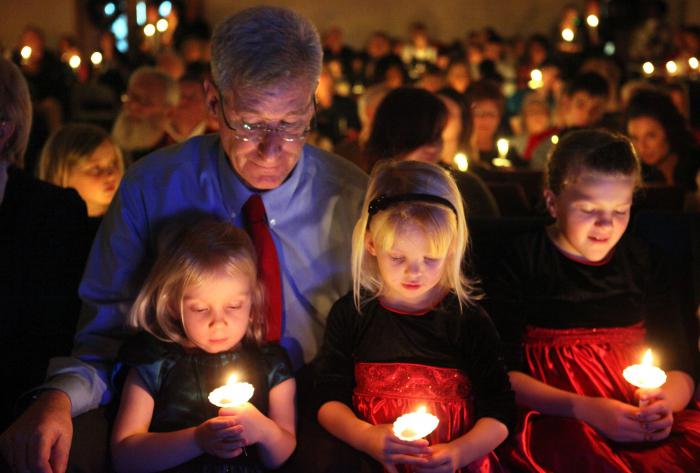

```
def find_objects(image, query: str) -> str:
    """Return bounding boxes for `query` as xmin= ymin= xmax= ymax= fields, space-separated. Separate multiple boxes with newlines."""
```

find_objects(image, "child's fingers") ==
xmin=208 ymin=416 xmax=240 ymax=430
xmin=385 ymin=453 xmax=430 ymax=466
xmin=641 ymin=413 xmax=673 ymax=432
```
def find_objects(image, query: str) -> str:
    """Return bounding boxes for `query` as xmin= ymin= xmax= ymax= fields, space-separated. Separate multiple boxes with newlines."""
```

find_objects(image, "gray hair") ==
xmin=128 ymin=66 xmax=180 ymax=106
xmin=211 ymin=6 xmax=322 ymax=93
xmin=0 ymin=57 xmax=32 ymax=166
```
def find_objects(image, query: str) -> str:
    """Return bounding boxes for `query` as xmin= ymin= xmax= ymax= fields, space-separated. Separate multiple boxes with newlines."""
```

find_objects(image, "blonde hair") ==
xmin=351 ymin=159 xmax=478 ymax=311
xmin=37 ymin=123 xmax=124 ymax=186
xmin=0 ymin=57 xmax=32 ymax=166
xmin=128 ymin=220 xmax=267 ymax=347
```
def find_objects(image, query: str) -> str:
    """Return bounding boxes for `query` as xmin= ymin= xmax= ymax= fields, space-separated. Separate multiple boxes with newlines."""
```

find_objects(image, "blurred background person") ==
xmin=466 ymin=79 xmax=523 ymax=169
xmin=626 ymin=89 xmax=700 ymax=210
xmin=365 ymin=86 xmax=499 ymax=217
xmin=111 ymin=66 xmax=178 ymax=161
xmin=165 ymin=62 xmax=215 ymax=143
xmin=37 ymin=123 xmax=124 ymax=233
xmin=315 ymin=64 xmax=361 ymax=149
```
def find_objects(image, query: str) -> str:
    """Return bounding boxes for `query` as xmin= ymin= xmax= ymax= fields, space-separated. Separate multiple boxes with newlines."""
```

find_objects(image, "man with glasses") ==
xmin=1 ymin=6 xmax=367 ymax=472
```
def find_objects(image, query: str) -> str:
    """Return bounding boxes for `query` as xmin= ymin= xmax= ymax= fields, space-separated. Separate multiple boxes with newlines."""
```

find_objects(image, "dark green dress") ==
xmin=118 ymin=333 xmax=293 ymax=472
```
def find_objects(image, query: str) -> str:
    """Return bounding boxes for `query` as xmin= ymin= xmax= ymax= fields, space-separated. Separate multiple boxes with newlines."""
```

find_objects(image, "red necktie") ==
xmin=242 ymin=194 xmax=283 ymax=342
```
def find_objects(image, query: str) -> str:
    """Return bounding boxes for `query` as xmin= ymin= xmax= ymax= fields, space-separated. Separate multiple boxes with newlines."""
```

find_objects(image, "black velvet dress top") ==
xmin=118 ymin=333 xmax=293 ymax=472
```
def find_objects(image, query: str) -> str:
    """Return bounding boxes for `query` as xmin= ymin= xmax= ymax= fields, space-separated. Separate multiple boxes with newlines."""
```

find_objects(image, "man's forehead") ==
xmin=229 ymin=83 xmax=313 ymax=115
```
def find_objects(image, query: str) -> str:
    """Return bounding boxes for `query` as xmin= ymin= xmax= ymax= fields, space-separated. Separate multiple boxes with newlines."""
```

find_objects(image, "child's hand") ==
xmin=579 ymin=396 xmax=648 ymax=442
xmin=219 ymin=403 xmax=271 ymax=447
xmin=360 ymin=424 xmax=432 ymax=472
xmin=635 ymin=388 xmax=674 ymax=441
xmin=194 ymin=416 xmax=245 ymax=459
xmin=413 ymin=442 xmax=461 ymax=473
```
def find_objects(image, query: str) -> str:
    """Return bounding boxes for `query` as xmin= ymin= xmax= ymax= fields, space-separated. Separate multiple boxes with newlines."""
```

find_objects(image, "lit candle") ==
xmin=453 ymin=152 xmax=468 ymax=172
xmin=665 ymin=60 xmax=678 ymax=75
xmin=90 ymin=51 xmax=103 ymax=66
xmin=20 ymin=46 xmax=32 ymax=60
xmin=68 ymin=55 xmax=82 ymax=70
xmin=689 ymin=57 xmax=699 ymax=71
xmin=392 ymin=406 xmax=439 ymax=441
xmin=144 ymin=23 xmax=156 ymax=37
xmin=642 ymin=62 xmax=655 ymax=76
xmin=561 ymin=28 xmax=574 ymax=42
xmin=492 ymin=139 xmax=512 ymax=168
xmin=528 ymin=69 xmax=543 ymax=89
xmin=623 ymin=349 xmax=667 ymax=407
xmin=586 ymin=14 xmax=599 ymax=28
xmin=208 ymin=374 xmax=255 ymax=408
xmin=156 ymin=18 xmax=169 ymax=33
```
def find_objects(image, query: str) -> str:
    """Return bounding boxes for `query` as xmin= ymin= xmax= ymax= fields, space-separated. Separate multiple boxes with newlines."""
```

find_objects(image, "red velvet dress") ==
xmin=315 ymin=293 xmax=515 ymax=473
xmin=484 ymin=229 xmax=700 ymax=472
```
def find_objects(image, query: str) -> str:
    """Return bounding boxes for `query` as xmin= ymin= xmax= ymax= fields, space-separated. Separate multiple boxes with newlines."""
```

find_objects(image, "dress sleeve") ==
xmin=260 ymin=343 xmax=294 ymax=389
xmin=313 ymin=296 xmax=358 ymax=411
xmin=117 ymin=333 xmax=174 ymax=397
xmin=460 ymin=306 xmax=516 ymax=433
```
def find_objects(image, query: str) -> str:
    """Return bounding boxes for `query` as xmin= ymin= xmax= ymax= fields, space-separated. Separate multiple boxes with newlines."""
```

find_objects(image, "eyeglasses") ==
xmin=217 ymin=88 xmax=316 ymax=143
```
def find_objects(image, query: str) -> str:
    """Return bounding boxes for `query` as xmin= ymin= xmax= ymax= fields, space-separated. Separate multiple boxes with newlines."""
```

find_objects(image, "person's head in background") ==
xmin=365 ymin=87 xmax=447 ymax=169
xmin=445 ymin=59 xmax=470 ymax=94
xmin=465 ymin=79 xmax=505 ymax=151
xmin=168 ymin=62 xmax=213 ymax=142
xmin=559 ymin=71 xmax=609 ymax=128
xmin=0 ymin=57 xmax=32 ymax=174
xmin=579 ymin=57 xmax=622 ymax=113
xmin=112 ymin=66 xmax=179 ymax=152
xmin=38 ymin=123 xmax=124 ymax=217
xmin=544 ymin=129 xmax=640 ymax=263
xmin=416 ymin=65 xmax=445 ymax=93
xmin=520 ymin=93 xmax=552 ymax=135
xmin=525 ymin=34 xmax=549 ymax=67
xmin=366 ymin=31 xmax=392 ymax=60
xmin=156 ymin=49 xmax=185 ymax=81
xmin=625 ymin=88 xmax=697 ymax=188
xmin=356 ymin=84 xmax=390 ymax=147
xmin=373 ymin=55 xmax=407 ymax=89
xmin=16 ymin=26 xmax=46 ymax=71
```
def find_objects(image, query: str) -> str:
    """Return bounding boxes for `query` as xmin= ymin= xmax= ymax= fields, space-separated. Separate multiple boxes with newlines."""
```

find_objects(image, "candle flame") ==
xmin=642 ymin=349 xmax=653 ymax=366
xmin=227 ymin=374 xmax=238 ymax=385
xmin=416 ymin=405 xmax=426 ymax=413
xmin=453 ymin=152 xmax=468 ymax=172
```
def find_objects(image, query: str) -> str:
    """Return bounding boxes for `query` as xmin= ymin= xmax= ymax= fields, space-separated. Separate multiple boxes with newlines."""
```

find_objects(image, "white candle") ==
xmin=392 ymin=405 xmax=439 ymax=441
xmin=623 ymin=349 xmax=667 ymax=406
xmin=208 ymin=374 xmax=255 ymax=408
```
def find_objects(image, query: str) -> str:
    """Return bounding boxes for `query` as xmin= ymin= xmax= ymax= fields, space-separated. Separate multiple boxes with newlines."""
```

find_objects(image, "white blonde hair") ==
xmin=351 ymin=159 xmax=479 ymax=312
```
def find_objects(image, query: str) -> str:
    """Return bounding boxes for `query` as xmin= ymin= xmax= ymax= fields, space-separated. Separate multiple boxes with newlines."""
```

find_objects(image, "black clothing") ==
xmin=0 ymin=167 xmax=89 ymax=430
xmin=315 ymin=292 xmax=515 ymax=431
xmin=483 ymin=228 xmax=696 ymax=378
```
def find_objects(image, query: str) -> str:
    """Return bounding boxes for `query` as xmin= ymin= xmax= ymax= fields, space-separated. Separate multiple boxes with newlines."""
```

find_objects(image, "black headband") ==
xmin=367 ymin=193 xmax=458 ymax=222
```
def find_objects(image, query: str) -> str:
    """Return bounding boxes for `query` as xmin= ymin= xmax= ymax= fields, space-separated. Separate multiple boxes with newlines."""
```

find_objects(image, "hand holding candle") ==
xmin=623 ymin=349 xmax=667 ymax=407
xmin=392 ymin=406 xmax=439 ymax=442
xmin=208 ymin=374 xmax=255 ymax=408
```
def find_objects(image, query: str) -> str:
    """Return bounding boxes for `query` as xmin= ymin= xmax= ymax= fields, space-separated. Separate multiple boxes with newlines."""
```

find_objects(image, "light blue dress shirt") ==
xmin=45 ymin=134 xmax=368 ymax=416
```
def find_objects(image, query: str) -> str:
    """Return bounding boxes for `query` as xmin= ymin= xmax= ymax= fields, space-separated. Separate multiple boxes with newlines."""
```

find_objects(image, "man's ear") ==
xmin=202 ymin=79 xmax=219 ymax=117
xmin=543 ymin=188 xmax=558 ymax=219
xmin=365 ymin=232 xmax=378 ymax=256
